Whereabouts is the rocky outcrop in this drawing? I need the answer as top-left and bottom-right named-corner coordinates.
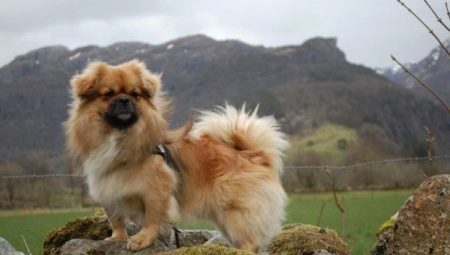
top-left (58, 231), bottom-right (229, 255)
top-left (0, 237), bottom-right (24, 255)
top-left (371, 174), bottom-right (450, 254)
top-left (44, 216), bottom-right (112, 255)
top-left (44, 216), bottom-right (348, 255)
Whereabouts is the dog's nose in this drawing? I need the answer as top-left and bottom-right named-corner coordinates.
top-left (116, 95), bottom-right (130, 106)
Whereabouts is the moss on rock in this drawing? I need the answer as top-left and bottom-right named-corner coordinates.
top-left (43, 216), bottom-right (349, 255)
top-left (162, 244), bottom-right (254, 255)
top-left (43, 216), bottom-right (111, 255)
top-left (267, 223), bottom-right (349, 255)
top-left (376, 218), bottom-right (396, 237)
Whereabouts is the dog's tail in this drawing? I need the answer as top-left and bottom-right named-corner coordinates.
top-left (190, 104), bottom-right (289, 173)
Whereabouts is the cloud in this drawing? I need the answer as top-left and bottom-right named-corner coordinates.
top-left (0, 0), bottom-right (448, 67)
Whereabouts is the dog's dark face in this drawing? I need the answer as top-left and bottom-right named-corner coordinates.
top-left (104, 93), bottom-right (139, 130)
top-left (70, 60), bottom-right (161, 131)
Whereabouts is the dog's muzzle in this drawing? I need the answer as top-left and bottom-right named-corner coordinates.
top-left (104, 95), bottom-right (139, 130)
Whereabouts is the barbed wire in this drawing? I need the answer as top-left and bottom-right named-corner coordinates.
top-left (284, 155), bottom-right (450, 170)
top-left (0, 173), bottom-right (81, 179)
top-left (0, 155), bottom-right (449, 179)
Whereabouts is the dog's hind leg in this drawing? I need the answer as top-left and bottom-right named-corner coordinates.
top-left (214, 182), bottom-right (287, 253)
top-left (216, 209), bottom-right (262, 253)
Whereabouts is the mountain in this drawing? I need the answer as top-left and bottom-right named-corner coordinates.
top-left (0, 34), bottom-right (448, 160)
top-left (381, 40), bottom-right (450, 102)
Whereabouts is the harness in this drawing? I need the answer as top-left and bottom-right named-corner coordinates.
top-left (152, 144), bottom-right (182, 247)
top-left (152, 144), bottom-right (178, 172)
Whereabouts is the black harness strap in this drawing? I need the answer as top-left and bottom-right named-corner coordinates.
top-left (153, 144), bottom-right (178, 172)
top-left (152, 145), bottom-right (182, 247)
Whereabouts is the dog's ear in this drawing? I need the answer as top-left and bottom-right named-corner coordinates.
top-left (128, 60), bottom-right (161, 99)
top-left (71, 61), bottom-right (108, 100)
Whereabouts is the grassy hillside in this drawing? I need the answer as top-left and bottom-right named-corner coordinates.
top-left (287, 124), bottom-right (358, 163)
top-left (0, 190), bottom-right (412, 254)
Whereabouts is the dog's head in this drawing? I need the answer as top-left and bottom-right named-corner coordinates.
top-left (71, 60), bottom-right (165, 130)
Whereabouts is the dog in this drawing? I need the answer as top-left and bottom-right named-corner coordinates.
top-left (65, 60), bottom-right (288, 252)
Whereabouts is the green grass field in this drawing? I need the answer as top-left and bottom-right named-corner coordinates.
top-left (0, 190), bottom-right (411, 254)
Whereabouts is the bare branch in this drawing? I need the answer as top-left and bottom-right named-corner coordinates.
top-left (424, 0), bottom-right (450, 31)
top-left (325, 169), bottom-right (345, 213)
top-left (395, 0), bottom-right (450, 57)
top-left (326, 169), bottom-right (345, 236)
top-left (391, 55), bottom-right (450, 113)
top-left (424, 126), bottom-right (436, 175)
top-left (446, 2), bottom-right (450, 22)
top-left (316, 202), bottom-right (326, 226)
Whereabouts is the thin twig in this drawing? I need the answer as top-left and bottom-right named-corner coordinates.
top-left (340, 197), bottom-right (346, 236)
top-left (424, 0), bottom-right (450, 31)
top-left (326, 169), bottom-right (345, 213)
top-left (391, 55), bottom-right (450, 113)
top-left (446, 2), bottom-right (450, 22)
top-left (316, 202), bottom-right (326, 226)
top-left (326, 169), bottom-right (346, 236)
top-left (21, 235), bottom-right (32, 255)
top-left (395, 0), bottom-right (450, 56)
top-left (425, 126), bottom-right (436, 175)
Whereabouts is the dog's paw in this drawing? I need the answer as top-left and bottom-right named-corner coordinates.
top-left (127, 232), bottom-right (154, 251)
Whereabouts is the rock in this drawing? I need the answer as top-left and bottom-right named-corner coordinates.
top-left (44, 215), bottom-right (348, 255)
top-left (162, 244), bottom-right (254, 255)
top-left (0, 237), bottom-right (24, 255)
top-left (44, 216), bottom-right (112, 255)
top-left (60, 238), bottom-right (169, 255)
top-left (58, 229), bottom-right (229, 255)
top-left (267, 224), bottom-right (349, 255)
top-left (44, 215), bottom-right (228, 255)
top-left (370, 217), bottom-right (397, 255)
top-left (371, 174), bottom-right (450, 255)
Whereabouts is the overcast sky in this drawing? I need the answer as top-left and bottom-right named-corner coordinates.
top-left (1, 0), bottom-right (448, 68)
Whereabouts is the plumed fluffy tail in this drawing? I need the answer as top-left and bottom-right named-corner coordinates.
top-left (190, 104), bottom-right (289, 173)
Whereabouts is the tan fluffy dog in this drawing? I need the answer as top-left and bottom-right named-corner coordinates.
top-left (65, 60), bottom-right (288, 252)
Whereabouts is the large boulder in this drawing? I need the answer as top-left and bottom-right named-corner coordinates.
top-left (0, 237), bottom-right (24, 255)
top-left (43, 216), bottom-right (348, 255)
top-left (371, 174), bottom-right (450, 254)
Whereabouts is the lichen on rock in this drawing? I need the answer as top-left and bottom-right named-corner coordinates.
top-left (370, 174), bottom-right (450, 255)
top-left (267, 223), bottom-right (349, 255)
top-left (43, 216), bottom-right (349, 255)
top-left (43, 216), bottom-right (111, 255)
top-left (375, 218), bottom-right (396, 237)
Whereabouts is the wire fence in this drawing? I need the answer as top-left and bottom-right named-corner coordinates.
top-left (284, 155), bottom-right (450, 170)
top-left (0, 155), bottom-right (449, 209)
top-left (0, 155), bottom-right (449, 179)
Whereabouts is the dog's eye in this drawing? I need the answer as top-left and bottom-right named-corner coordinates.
top-left (102, 90), bottom-right (115, 98)
top-left (130, 91), bottom-right (141, 99)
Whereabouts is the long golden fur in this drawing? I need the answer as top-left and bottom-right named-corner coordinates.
top-left (65, 60), bottom-right (288, 252)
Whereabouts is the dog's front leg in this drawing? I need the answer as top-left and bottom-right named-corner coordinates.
top-left (104, 207), bottom-right (128, 241)
top-left (126, 199), bottom-right (161, 251)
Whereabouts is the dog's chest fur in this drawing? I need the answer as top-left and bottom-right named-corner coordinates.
top-left (83, 134), bottom-right (124, 205)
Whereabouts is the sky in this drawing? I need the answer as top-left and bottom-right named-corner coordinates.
top-left (0, 0), bottom-right (449, 68)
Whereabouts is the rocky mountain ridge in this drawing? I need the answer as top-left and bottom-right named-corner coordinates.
top-left (0, 34), bottom-right (448, 159)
